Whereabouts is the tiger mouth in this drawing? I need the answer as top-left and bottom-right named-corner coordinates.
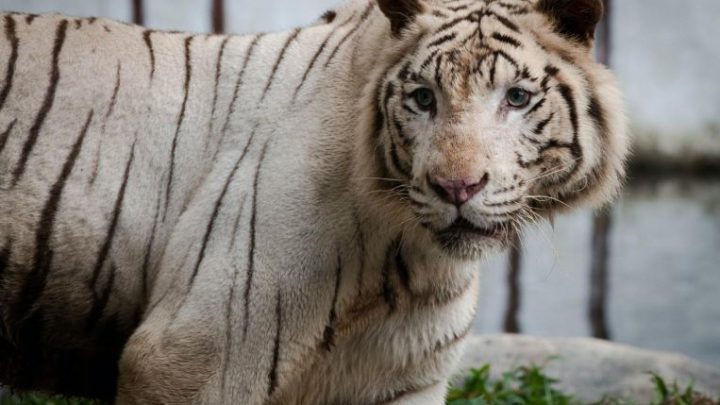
top-left (437, 217), bottom-right (507, 241)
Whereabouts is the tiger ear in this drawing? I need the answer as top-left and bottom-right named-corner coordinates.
top-left (536, 0), bottom-right (604, 46)
top-left (377, 0), bottom-right (426, 36)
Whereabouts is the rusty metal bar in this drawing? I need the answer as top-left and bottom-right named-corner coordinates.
top-left (597, 0), bottom-right (613, 65)
top-left (212, 0), bottom-right (225, 34)
top-left (503, 232), bottom-right (522, 334)
top-left (132, 0), bottom-right (144, 26)
top-left (588, 0), bottom-right (613, 341)
top-left (590, 210), bottom-right (612, 339)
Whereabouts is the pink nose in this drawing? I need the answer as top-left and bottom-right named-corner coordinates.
top-left (429, 173), bottom-right (489, 206)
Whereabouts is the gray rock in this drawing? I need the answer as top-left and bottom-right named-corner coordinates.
top-left (458, 335), bottom-right (720, 403)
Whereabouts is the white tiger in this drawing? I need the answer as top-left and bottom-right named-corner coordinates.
top-left (0, 0), bottom-right (628, 403)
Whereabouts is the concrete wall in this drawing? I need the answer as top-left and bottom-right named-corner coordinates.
top-left (1, 0), bottom-right (130, 22)
top-left (0, 0), bottom-right (338, 33)
top-left (612, 0), bottom-right (720, 165)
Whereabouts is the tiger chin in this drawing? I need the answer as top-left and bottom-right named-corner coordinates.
top-left (0, 0), bottom-right (628, 404)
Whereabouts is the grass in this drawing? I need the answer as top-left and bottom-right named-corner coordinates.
top-left (0, 394), bottom-right (98, 405)
top-left (447, 364), bottom-right (576, 405)
top-left (447, 364), bottom-right (719, 405)
top-left (1, 365), bottom-right (717, 405)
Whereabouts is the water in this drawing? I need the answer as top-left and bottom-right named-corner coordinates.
top-left (473, 175), bottom-right (720, 369)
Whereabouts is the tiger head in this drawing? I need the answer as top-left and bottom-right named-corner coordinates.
top-left (357, 0), bottom-right (629, 259)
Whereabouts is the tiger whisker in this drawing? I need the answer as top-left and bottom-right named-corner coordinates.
top-left (357, 176), bottom-right (405, 184)
top-left (524, 156), bottom-right (584, 183)
top-left (523, 194), bottom-right (572, 210)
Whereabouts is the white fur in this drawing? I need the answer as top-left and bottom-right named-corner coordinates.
top-left (0, 1), bottom-right (628, 403)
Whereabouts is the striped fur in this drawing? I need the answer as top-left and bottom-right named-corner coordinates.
top-left (0, 1), bottom-right (628, 404)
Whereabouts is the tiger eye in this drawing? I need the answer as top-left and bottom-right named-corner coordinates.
top-left (412, 88), bottom-right (436, 111)
top-left (506, 87), bottom-right (532, 108)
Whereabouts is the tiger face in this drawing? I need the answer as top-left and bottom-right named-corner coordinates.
top-left (372, 0), bottom-right (629, 258)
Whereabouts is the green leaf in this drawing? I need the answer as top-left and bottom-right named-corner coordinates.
top-left (650, 372), bottom-right (669, 401)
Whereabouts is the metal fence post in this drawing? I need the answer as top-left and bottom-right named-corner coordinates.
top-left (132, 0), bottom-right (144, 26)
top-left (212, 0), bottom-right (225, 34)
top-left (504, 232), bottom-right (523, 334)
top-left (588, 0), bottom-right (613, 341)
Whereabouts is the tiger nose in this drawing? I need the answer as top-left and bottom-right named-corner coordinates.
top-left (429, 173), bottom-right (489, 206)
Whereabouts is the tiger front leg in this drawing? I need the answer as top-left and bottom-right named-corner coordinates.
top-left (115, 320), bottom-right (221, 405)
top-left (381, 382), bottom-right (450, 405)
top-left (116, 287), bottom-right (282, 404)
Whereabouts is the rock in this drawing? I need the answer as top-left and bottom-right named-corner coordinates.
top-left (457, 335), bottom-right (720, 403)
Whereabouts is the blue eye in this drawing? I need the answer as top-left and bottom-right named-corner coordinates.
top-left (506, 87), bottom-right (532, 108)
top-left (412, 88), bottom-right (436, 111)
